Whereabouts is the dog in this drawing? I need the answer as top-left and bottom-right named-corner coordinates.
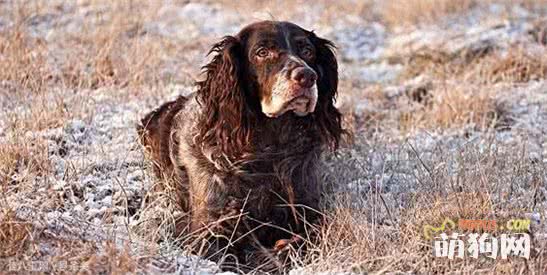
top-left (138, 20), bottom-right (343, 271)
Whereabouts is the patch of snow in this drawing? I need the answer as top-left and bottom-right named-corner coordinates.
top-left (386, 8), bottom-right (537, 58)
top-left (328, 22), bottom-right (386, 61)
top-left (356, 62), bottom-right (403, 83)
top-left (148, 3), bottom-right (242, 39)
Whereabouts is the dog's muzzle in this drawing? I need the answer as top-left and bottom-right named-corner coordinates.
top-left (261, 62), bottom-right (318, 118)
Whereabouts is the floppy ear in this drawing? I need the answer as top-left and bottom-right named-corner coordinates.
top-left (196, 36), bottom-right (254, 159)
top-left (310, 34), bottom-right (344, 149)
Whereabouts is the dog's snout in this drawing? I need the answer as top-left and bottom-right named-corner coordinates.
top-left (290, 67), bottom-right (317, 88)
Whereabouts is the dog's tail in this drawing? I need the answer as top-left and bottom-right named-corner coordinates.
top-left (137, 96), bottom-right (188, 179)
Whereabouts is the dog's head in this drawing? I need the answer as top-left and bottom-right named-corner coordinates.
top-left (238, 21), bottom-right (326, 118)
top-left (197, 21), bottom-right (342, 156)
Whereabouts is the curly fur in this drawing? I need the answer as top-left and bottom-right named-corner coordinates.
top-left (138, 21), bottom-right (344, 272)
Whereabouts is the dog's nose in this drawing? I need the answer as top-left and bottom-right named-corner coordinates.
top-left (290, 67), bottom-right (317, 88)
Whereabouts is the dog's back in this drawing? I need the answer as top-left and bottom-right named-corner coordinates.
top-left (137, 96), bottom-right (188, 180)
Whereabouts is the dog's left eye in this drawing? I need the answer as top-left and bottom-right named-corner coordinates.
top-left (256, 48), bottom-right (269, 58)
top-left (300, 47), bottom-right (313, 58)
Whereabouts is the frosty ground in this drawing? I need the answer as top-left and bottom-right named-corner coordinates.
top-left (0, 0), bottom-right (546, 274)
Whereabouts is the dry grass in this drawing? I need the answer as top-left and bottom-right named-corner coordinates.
top-left (0, 1), bottom-right (169, 273)
top-left (0, 0), bottom-right (193, 95)
top-left (0, 29), bottom-right (49, 93)
top-left (2, 95), bottom-right (72, 133)
top-left (340, 81), bottom-right (505, 134)
top-left (0, 135), bottom-right (50, 186)
top-left (473, 48), bottom-right (547, 83)
top-left (79, 241), bottom-right (138, 274)
top-left (399, 83), bottom-right (504, 132)
top-left (300, 134), bottom-right (547, 273)
top-left (391, 46), bottom-right (546, 132)
top-left (57, 10), bottom-right (166, 89)
top-left (0, 209), bottom-right (33, 257)
top-left (381, 0), bottom-right (547, 27)
top-left (381, 0), bottom-right (475, 27)
top-left (400, 46), bottom-right (547, 84)
top-left (0, 211), bottom-right (140, 273)
top-left (220, 0), bottom-right (374, 24)
top-left (299, 194), bottom-right (493, 273)
top-left (299, 192), bottom-right (540, 273)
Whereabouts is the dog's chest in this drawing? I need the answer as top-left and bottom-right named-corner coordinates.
top-left (231, 151), bottom-right (316, 220)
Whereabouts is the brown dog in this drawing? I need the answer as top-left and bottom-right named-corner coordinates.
top-left (138, 20), bottom-right (343, 271)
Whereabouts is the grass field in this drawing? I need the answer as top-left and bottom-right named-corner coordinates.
top-left (1, 0), bottom-right (546, 274)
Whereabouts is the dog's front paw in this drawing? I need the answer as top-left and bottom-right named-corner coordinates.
top-left (273, 235), bottom-right (303, 252)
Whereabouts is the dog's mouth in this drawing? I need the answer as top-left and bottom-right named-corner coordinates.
top-left (262, 75), bottom-right (319, 118)
top-left (286, 96), bottom-right (311, 116)
top-left (263, 91), bottom-right (317, 118)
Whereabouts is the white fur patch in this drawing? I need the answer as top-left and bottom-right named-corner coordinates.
top-left (261, 65), bottom-right (318, 117)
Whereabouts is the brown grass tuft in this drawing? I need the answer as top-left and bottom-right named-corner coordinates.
top-left (0, 136), bottom-right (51, 186)
top-left (80, 241), bottom-right (137, 274)
top-left (400, 46), bottom-right (547, 84)
top-left (0, 29), bottom-right (50, 93)
top-left (0, 0), bottom-right (182, 93)
top-left (399, 83), bottom-right (504, 132)
top-left (473, 48), bottom-right (547, 83)
top-left (298, 192), bottom-right (498, 273)
top-left (393, 46), bottom-right (545, 133)
top-left (0, 208), bottom-right (33, 257)
top-left (382, 0), bottom-right (475, 27)
top-left (58, 10), bottom-right (166, 89)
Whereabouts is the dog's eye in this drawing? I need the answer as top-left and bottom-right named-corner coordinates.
top-left (300, 47), bottom-right (313, 58)
top-left (256, 48), bottom-right (269, 58)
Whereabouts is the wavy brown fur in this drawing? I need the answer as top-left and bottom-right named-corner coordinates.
top-left (138, 21), bottom-right (344, 272)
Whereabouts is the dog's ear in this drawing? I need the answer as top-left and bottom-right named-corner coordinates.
top-left (196, 36), bottom-right (254, 160)
top-left (310, 34), bottom-right (344, 149)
